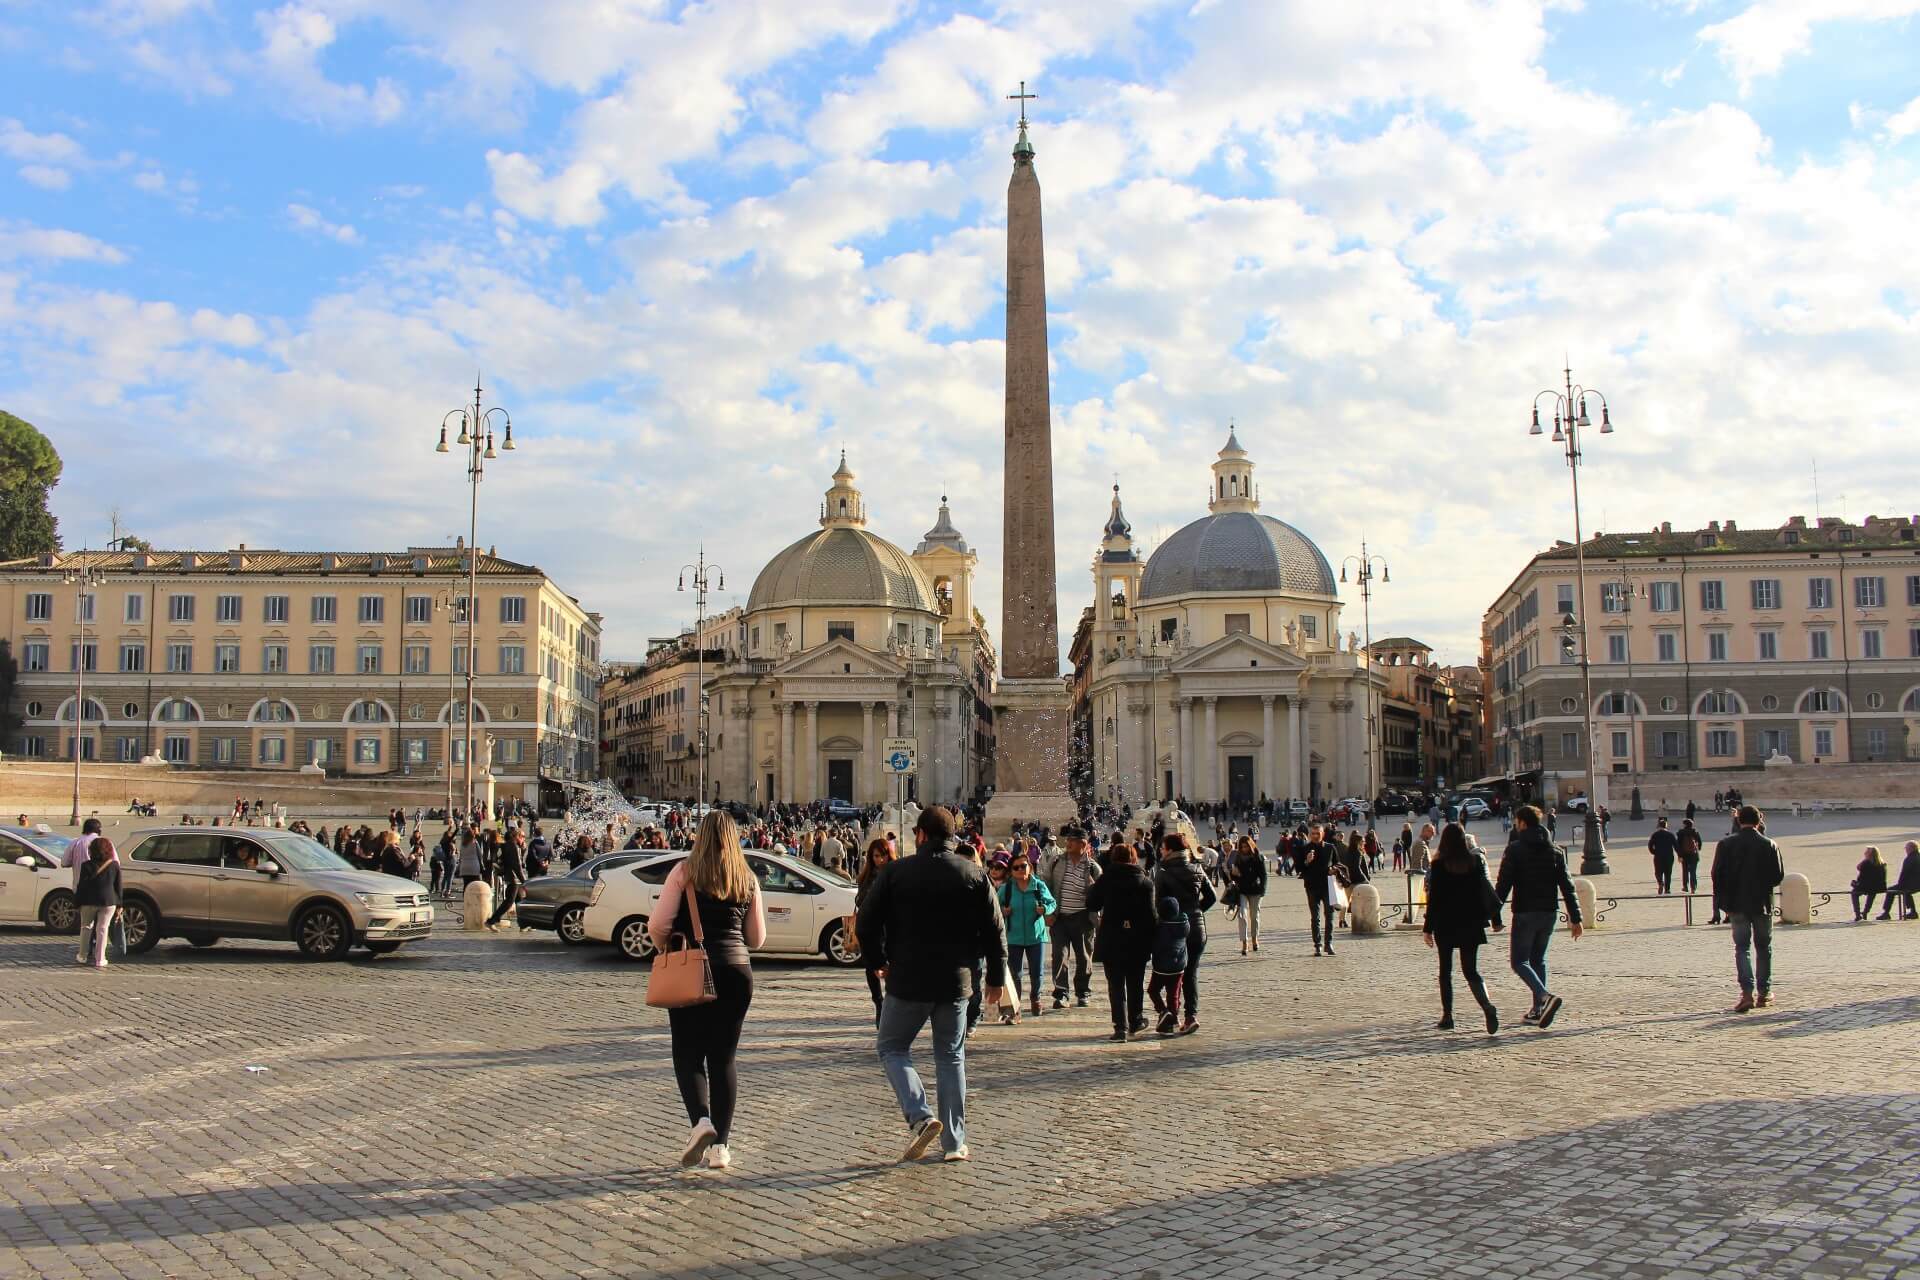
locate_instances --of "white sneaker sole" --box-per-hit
[902,1119,943,1162]
[680,1125,717,1168]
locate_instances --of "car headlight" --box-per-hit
[588,879,605,906]
[355,893,403,909]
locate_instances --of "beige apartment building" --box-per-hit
[1369,638,1487,792]
[1483,514,1920,804]
[1,544,601,803]
[599,607,741,802]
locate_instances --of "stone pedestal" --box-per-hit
[462,879,494,931]
[1350,883,1383,934]
[986,677,1076,839]
[1779,872,1812,925]
[1574,878,1598,926]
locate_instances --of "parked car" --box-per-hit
[517,850,672,945]
[582,848,860,966]
[1457,797,1493,819]
[1282,799,1310,819]
[119,826,433,960]
[1327,798,1371,822]
[825,799,864,822]
[0,825,83,933]
[1565,795,1590,813]
[1373,792,1413,816]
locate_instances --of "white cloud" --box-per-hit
[253,3,405,125]
[0,222,128,264]
[1697,0,1920,90]
[19,165,72,190]
[286,203,360,244]
[1886,93,1920,140]
[0,118,85,166]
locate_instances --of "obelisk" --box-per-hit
[986,84,1077,839]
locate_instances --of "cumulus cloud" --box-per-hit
[286,203,360,244]
[0,222,128,264]
[1697,0,1920,90]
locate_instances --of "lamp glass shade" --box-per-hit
[435,427,449,453]
[501,426,515,451]
[1577,400,1591,427]
[456,422,470,445]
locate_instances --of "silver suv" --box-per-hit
[120,827,433,960]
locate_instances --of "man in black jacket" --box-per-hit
[1647,818,1679,895]
[857,806,1006,1163]
[1711,806,1785,1012]
[1299,824,1339,957]
[1494,806,1583,1028]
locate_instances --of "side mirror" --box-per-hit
[255,861,282,876]
[15,855,35,868]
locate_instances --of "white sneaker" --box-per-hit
[74,953,87,964]
[679,1117,717,1168]
[704,1143,731,1170]
[943,1145,970,1163]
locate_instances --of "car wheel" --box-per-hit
[555,904,588,946]
[120,899,161,953]
[821,919,862,968]
[40,890,79,934]
[295,905,353,961]
[363,941,402,955]
[615,915,655,961]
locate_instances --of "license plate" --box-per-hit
[411,911,429,923]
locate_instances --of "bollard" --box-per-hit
[1574,878,1598,926]
[1779,873,1812,925]
[462,879,494,931]
[1350,883,1383,934]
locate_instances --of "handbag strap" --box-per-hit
[681,874,706,946]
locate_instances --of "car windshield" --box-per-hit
[6,827,71,859]
[260,834,359,872]
[779,856,851,888]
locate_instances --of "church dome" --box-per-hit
[1137,429,1335,599]
[1140,511,1336,599]
[747,527,937,612]
[745,452,939,613]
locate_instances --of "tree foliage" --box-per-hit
[0,411,62,561]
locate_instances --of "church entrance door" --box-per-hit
[826,759,854,803]
[1227,756,1254,809]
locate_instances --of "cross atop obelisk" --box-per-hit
[986,78,1075,837]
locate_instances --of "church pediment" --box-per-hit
[1169,631,1305,674]
[773,637,907,679]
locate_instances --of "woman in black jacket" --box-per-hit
[1087,843,1156,1042]
[1154,831,1218,1034]
[1423,823,1501,1034]
[1229,835,1268,955]
[853,838,896,1023]
[75,837,122,969]
[1851,847,1890,921]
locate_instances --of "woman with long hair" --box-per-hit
[1423,823,1500,1034]
[648,811,765,1170]
[1229,834,1267,955]
[855,837,896,1023]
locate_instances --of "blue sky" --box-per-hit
[2,0,1917,663]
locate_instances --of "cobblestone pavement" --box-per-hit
[3,833,1916,1279]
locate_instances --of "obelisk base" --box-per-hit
[985,678,1077,840]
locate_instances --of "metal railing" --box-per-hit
[1379,888,1912,927]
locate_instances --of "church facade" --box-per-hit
[1079,432,1380,808]
[703,455,996,807]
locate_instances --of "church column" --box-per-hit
[1203,697,1219,803]
[779,701,795,803]
[804,701,820,801]
[861,701,877,805]
[1136,703,1152,802]
[1261,695,1276,802]
[1176,698,1192,801]
[1291,694,1307,800]
[739,697,754,803]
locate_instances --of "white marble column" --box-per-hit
[1176,698,1192,802]
[1261,695,1276,802]
[804,701,820,801]
[779,701,795,803]
[1203,697,1219,803]
[1138,704,1153,802]
[861,701,876,804]
[740,699,754,802]
[1291,695,1307,799]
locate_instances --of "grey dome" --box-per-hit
[1140,511,1336,599]
[747,527,937,613]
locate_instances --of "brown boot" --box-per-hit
[1732,991,1755,1013]
[1755,992,1771,1008]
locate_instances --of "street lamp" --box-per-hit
[1530,362,1616,874]
[435,375,517,822]
[677,549,724,807]
[63,564,104,825]
[1340,544,1389,830]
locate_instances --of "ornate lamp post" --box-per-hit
[435,376,517,821]
[677,549,724,807]
[1340,544,1389,830]
[63,564,104,825]
[1530,362,1616,875]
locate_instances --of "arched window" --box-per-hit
[59,698,107,721]
[156,698,201,722]
[251,699,296,723]
[1798,688,1845,714]
[1903,688,1920,712]
[1595,691,1641,716]
[1695,690,1746,716]
[346,700,391,723]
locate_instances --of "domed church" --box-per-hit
[707,454,996,807]
[1080,430,1379,807]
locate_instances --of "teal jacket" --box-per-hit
[997,878,1057,947]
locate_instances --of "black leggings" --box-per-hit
[668,961,753,1142]
[1437,941,1494,1017]
[1102,957,1147,1032]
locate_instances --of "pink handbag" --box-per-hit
[646,884,717,1009]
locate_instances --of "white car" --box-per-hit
[0,826,83,933]
[583,848,861,966]
[1565,796,1590,813]
[1458,797,1492,819]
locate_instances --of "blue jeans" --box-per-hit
[1006,943,1044,1000]
[1509,910,1556,1007]
[1730,911,1772,995]
[876,995,968,1152]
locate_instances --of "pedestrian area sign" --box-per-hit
[883,737,916,775]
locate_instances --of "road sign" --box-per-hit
[882,737,916,775]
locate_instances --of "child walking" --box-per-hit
[1148,895,1189,1036]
